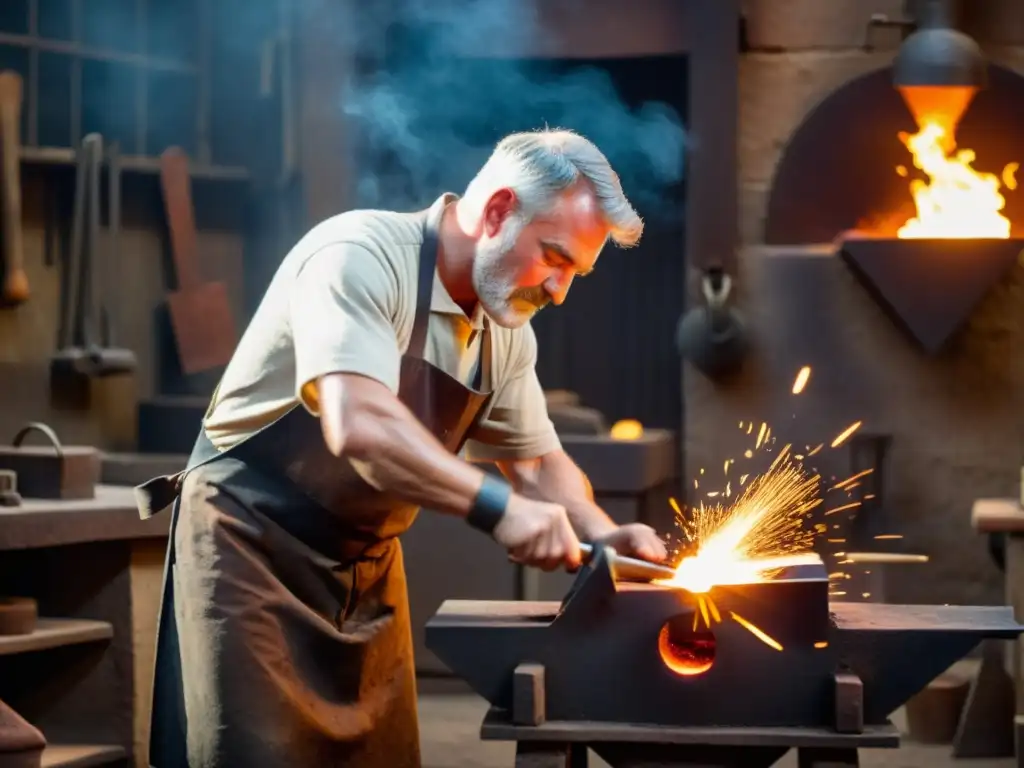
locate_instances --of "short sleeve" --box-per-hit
[289,242,402,413]
[464,325,562,461]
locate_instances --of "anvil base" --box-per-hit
[481,707,900,768]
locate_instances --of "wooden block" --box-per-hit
[834,673,863,734]
[513,663,546,726]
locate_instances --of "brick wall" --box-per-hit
[683,0,1024,605]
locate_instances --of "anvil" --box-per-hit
[426,546,1023,729]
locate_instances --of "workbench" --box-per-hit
[966,497,1024,765]
[0,486,170,768]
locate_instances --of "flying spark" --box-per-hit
[831,421,863,448]
[792,366,811,395]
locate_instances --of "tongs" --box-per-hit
[578,542,677,582]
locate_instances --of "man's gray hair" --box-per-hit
[463,128,644,248]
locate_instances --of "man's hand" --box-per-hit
[493,495,583,572]
[594,523,667,563]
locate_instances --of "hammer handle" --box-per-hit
[578,542,677,582]
[0,71,25,307]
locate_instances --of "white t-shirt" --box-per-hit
[203,194,561,462]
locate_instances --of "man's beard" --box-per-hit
[471,214,550,329]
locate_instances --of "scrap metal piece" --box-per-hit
[426,547,1024,730]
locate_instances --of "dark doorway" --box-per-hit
[527,56,687,432]
[352,49,688,432]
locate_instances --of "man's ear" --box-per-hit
[482,188,517,237]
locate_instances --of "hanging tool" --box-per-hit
[102,141,122,347]
[159,146,238,374]
[50,134,136,394]
[0,71,26,308]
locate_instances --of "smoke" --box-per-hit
[335,0,688,220]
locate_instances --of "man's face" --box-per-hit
[471,184,610,329]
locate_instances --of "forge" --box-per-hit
[838,234,1024,352]
[426,546,1024,767]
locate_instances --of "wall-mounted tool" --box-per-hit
[676,267,749,379]
[159,147,238,374]
[0,71,26,308]
[50,134,137,399]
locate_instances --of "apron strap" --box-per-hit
[471,319,491,391]
[410,195,493,392]
[135,423,224,519]
[407,200,444,360]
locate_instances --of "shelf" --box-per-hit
[41,744,126,768]
[0,618,113,656]
[0,31,197,75]
[19,146,250,182]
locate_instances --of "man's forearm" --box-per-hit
[499,450,616,539]
[318,373,487,517]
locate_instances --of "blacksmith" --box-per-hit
[137,128,668,768]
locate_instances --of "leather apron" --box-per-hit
[135,195,493,768]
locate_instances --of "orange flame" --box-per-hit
[897,121,1017,239]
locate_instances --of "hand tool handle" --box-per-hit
[61,136,90,348]
[578,542,677,582]
[0,71,26,307]
[103,141,121,346]
[159,147,201,291]
[81,133,103,348]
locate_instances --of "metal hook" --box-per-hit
[701,269,732,309]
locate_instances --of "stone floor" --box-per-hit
[417,682,1017,768]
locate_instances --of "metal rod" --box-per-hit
[26,0,38,146]
[0,31,198,75]
[196,0,211,164]
[912,0,957,29]
[135,0,148,155]
[278,0,296,185]
[69,0,81,146]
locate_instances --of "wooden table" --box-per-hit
[0,486,171,768]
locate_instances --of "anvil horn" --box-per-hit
[830,602,1022,723]
[424,600,550,704]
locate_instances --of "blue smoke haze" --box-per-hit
[334,0,688,219]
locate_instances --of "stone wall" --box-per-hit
[682,0,1024,605]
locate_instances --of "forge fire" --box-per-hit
[876,85,1021,239]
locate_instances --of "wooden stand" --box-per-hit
[969,497,1024,766]
[486,665,896,768]
[0,486,171,768]
[482,707,898,768]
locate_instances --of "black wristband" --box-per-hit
[467,474,512,535]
